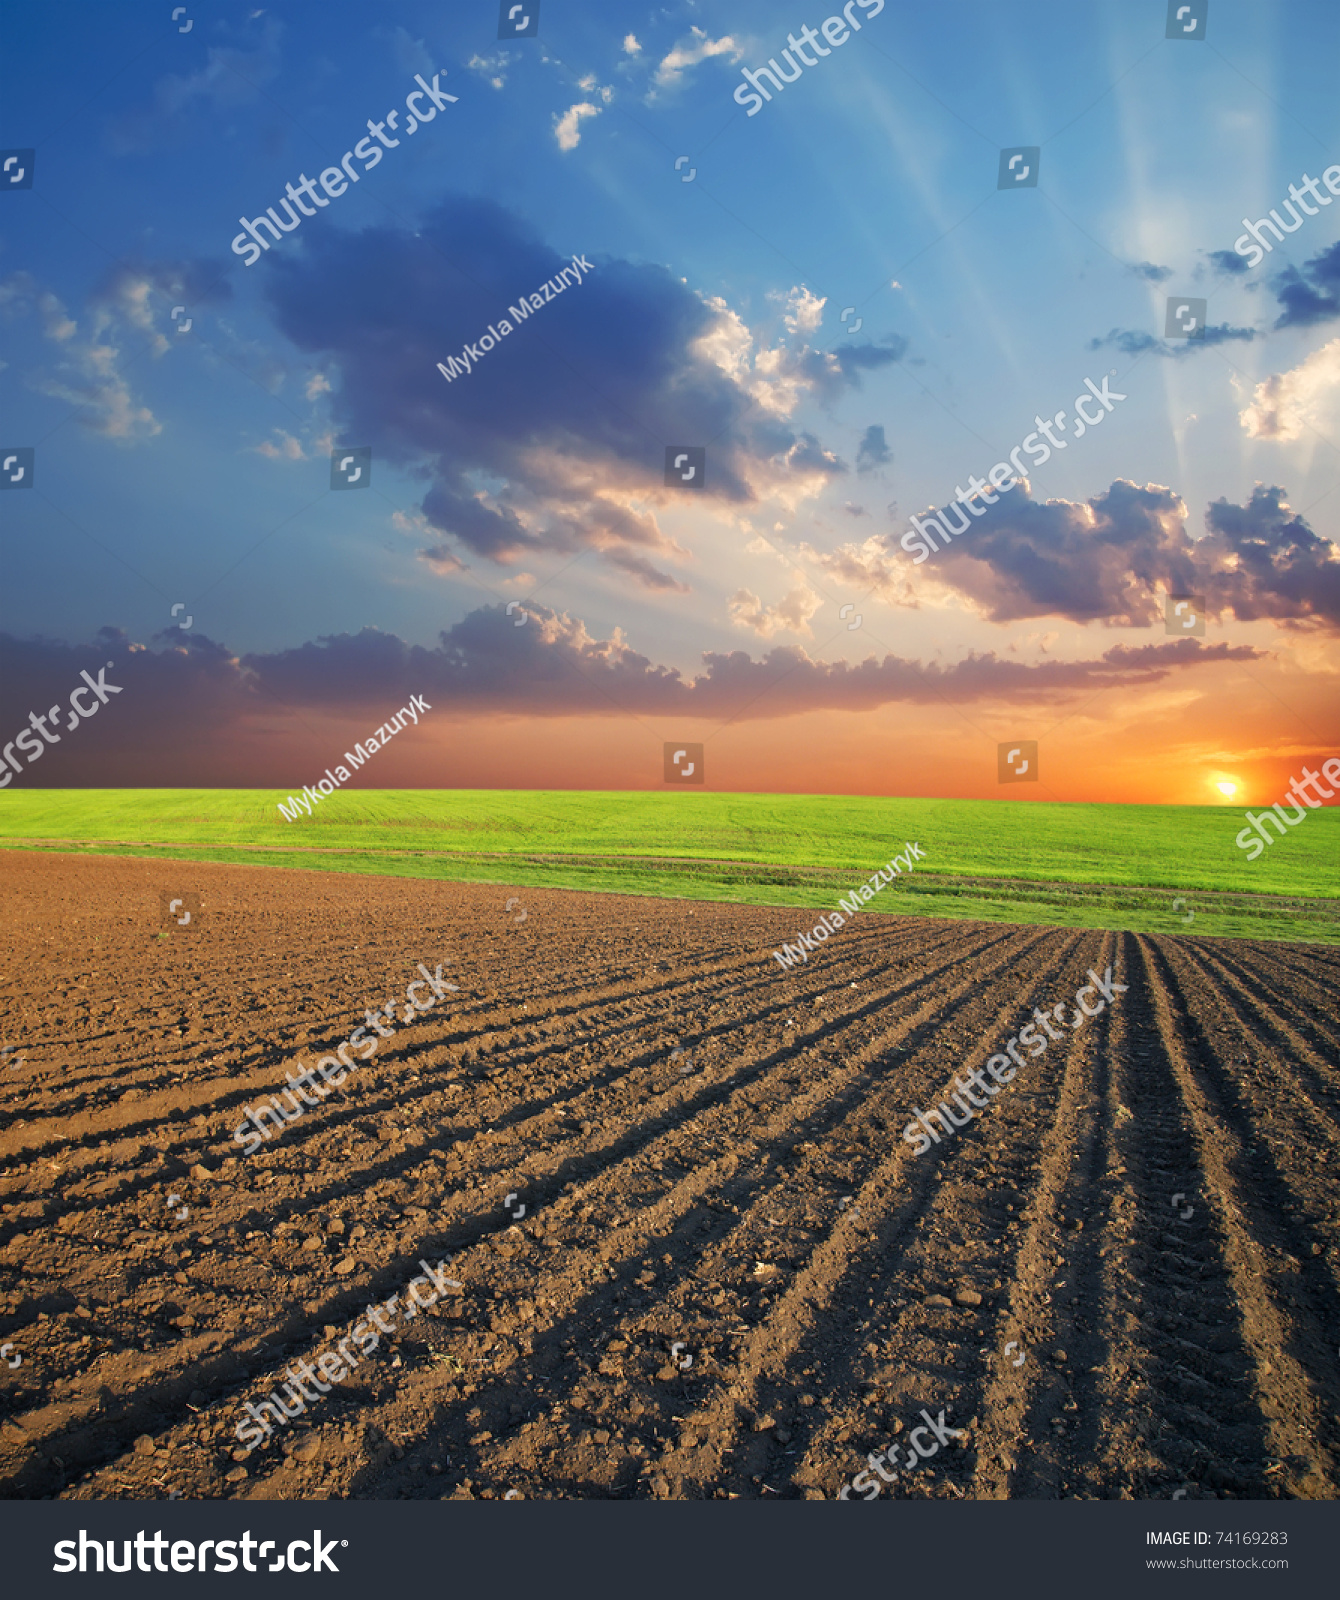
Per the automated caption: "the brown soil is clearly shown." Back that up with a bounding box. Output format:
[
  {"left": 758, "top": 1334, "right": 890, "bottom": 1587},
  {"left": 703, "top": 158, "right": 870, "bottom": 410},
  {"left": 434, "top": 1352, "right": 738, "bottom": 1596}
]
[{"left": 0, "top": 853, "right": 1336, "bottom": 1501}]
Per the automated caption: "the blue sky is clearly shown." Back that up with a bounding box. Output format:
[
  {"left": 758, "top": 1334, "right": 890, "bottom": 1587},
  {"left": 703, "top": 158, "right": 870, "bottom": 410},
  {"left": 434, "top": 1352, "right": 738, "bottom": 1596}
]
[{"left": 2, "top": 0, "right": 1339, "bottom": 800}]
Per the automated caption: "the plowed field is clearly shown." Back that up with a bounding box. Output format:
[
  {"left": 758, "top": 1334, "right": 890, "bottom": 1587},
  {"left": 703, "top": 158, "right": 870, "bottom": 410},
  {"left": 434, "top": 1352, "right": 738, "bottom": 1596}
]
[{"left": 1, "top": 854, "right": 1336, "bottom": 1501}]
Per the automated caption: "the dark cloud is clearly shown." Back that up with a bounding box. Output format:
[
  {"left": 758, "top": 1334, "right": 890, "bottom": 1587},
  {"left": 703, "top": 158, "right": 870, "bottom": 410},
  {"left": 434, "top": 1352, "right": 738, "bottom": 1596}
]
[
  {"left": 261, "top": 197, "right": 862, "bottom": 589},
  {"left": 603, "top": 547, "right": 691, "bottom": 592},
  {"left": 0, "top": 611, "right": 1265, "bottom": 785},
  {"left": 927, "top": 479, "right": 1196, "bottom": 623},
  {"left": 0, "top": 628, "right": 258, "bottom": 786},
  {"left": 1272, "top": 238, "right": 1340, "bottom": 328},
  {"left": 834, "top": 338, "right": 908, "bottom": 379},
  {"left": 1089, "top": 329, "right": 1162, "bottom": 355},
  {"left": 645, "top": 635, "right": 1262, "bottom": 716},
  {"left": 237, "top": 621, "right": 1259, "bottom": 714},
  {"left": 1087, "top": 323, "right": 1256, "bottom": 356},
  {"left": 912, "top": 478, "right": 1340, "bottom": 630},
  {"left": 856, "top": 423, "right": 891, "bottom": 473},
  {"left": 1207, "top": 249, "right": 1251, "bottom": 277},
  {"left": 1129, "top": 262, "right": 1174, "bottom": 282},
  {"left": 1200, "top": 484, "right": 1340, "bottom": 625},
  {"left": 1096, "top": 236, "right": 1340, "bottom": 343}
]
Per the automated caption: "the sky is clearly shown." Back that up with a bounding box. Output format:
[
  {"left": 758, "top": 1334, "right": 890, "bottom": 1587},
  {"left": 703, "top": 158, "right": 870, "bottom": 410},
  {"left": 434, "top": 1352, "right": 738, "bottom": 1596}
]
[{"left": 2, "top": 0, "right": 1340, "bottom": 805}]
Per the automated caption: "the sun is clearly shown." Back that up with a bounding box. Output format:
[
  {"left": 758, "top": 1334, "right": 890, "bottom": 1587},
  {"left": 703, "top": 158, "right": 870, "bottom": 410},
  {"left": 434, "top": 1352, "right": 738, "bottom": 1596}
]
[{"left": 1216, "top": 781, "right": 1238, "bottom": 798}]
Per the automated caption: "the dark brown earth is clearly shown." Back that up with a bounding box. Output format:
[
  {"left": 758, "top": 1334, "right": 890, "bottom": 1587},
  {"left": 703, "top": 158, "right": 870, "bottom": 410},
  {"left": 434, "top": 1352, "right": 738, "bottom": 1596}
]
[{"left": 0, "top": 852, "right": 1337, "bottom": 1501}]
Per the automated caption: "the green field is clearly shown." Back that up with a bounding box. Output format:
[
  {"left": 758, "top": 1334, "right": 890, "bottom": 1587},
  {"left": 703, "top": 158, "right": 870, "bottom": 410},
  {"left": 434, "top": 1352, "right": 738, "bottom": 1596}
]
[{"left": 2, "top": 789, "right": 1337, "bottom": 944}]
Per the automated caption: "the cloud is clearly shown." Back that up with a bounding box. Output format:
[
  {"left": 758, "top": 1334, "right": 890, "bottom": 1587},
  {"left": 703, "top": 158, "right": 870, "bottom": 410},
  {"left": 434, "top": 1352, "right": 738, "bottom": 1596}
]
[
  {"left": 390, "top": 507, "right": 464, "bottom": 573},
  {"left": 623, "top": 34, "right": 642, "bottom": 54},
  {"left": 258, "top": 195, "right": 875, "bottom": 588},
  {"left": 775, "top": 285, "right": 826, "bottom": 336},
  {"left": 108, "top": 18, "right": 283, "bottom": 150},
  {"left": 604, "top": 548, "right": 692, "bottom": 593},
  {"left": 652, "top": 27, "right": 741, "bottom": 92},
  {"left": 1272, "top": 238, "right": 1340, "bottom": 329},
  {"left": 1206, "top": 235, "right": 1340, "bottom": 327},
  {"left": 576, "top": 74, "right": 614, "bottom": 104},
  {"left": 1208, "top": 249, "right": 1251, "bottom": 276},
  {"left": 0, "top": 272, "right": 75, "bottom": 342},
  {"left": 1088, "top": 322, "right": 1256, "bottom": 356},
  {"left": 0, "top": 615, "right": 1266, "bottom": 787},
  {"left": 0, "top": 270, "right": 166, "bottom": 441},
  {"left": 254, "top": 429, "right": 307, "bottom": 461},
  {"left": 885, "top": 477, "right": 1340, "bottom": 631},
  {"left": 856, "top": 424, "right": 891, "bottom": 472},
  {"left": 1129, "top": 261, "right": 1174, "bottom": 282},
  {"left": 741, "top": 336, "right": 905, "bottom": 422},
  {"left": 385, "top": 25, "right": 433, "bottom": 77},
  {"left": 0, "top": 628, "right": 259, "bottom": 786},
  {"left": 1239, "top": 335, "right": 1340, "bottom": 440},
  {"left": 554, "top": 102, "right": 601, "bottom": 151},
  {"left": 467, "top": 51, "right": 512, "bottom": 90},
  {"left": 417, "top": 544, "right": 467, "bottom": 575},
  {"left": 90, "top": 256, "right": 233, "bottom": 354},
  {"left": 215, "top": 618, "right": 1264, "bottom": 715},
  {"left": 1200, "top": 484, "right": 1340, "bottom": 626},
  {"left": 801, "top": 533, "right": 920, "bottom": 608},
  {"left": 728, "top": 580, "right": 824, "bottom": 638},
  {"left": 834, "top": 338, "right": 908, "bottom": 380},
  {"left": 916, "top": 479, "right": 1196, "bottom": 624}
]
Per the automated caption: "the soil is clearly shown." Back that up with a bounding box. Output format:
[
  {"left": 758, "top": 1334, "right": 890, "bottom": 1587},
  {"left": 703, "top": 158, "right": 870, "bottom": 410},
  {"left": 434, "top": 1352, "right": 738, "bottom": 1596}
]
[{"left": 0, "top": 853, "right": 1336, "bottom": 1501}]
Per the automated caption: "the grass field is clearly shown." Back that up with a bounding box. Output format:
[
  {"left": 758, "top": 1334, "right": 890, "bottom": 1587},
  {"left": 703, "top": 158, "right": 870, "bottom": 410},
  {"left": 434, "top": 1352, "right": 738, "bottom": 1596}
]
[{"left": 1, "top": 788, "right": 1337, "bottom": 943}]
